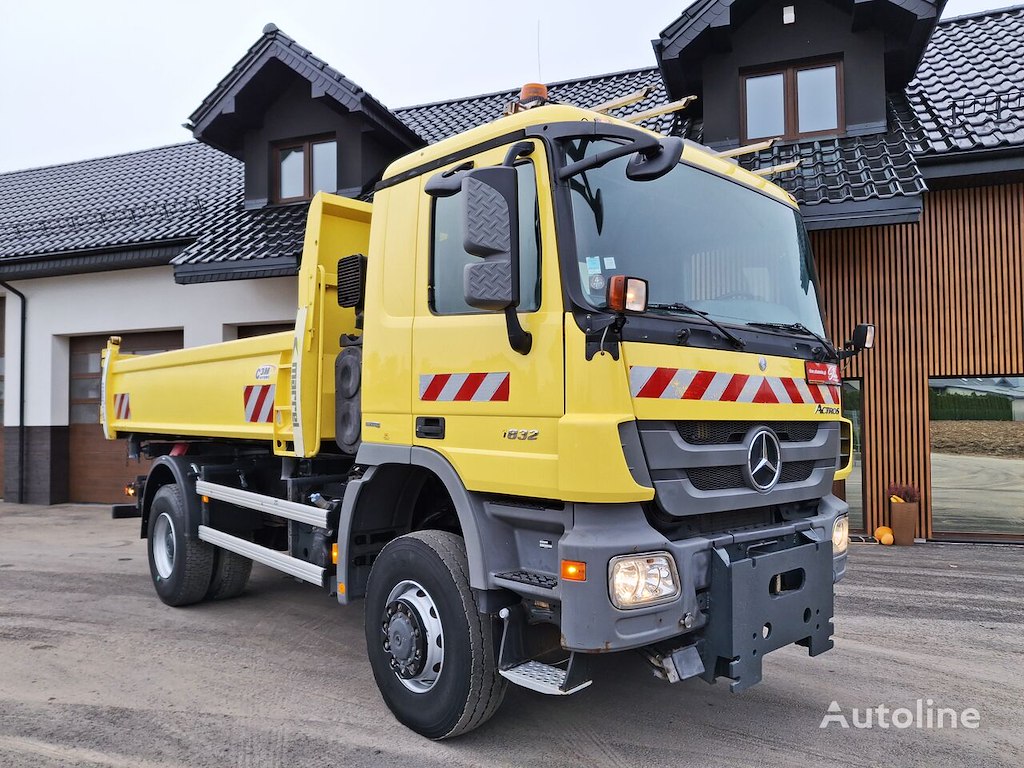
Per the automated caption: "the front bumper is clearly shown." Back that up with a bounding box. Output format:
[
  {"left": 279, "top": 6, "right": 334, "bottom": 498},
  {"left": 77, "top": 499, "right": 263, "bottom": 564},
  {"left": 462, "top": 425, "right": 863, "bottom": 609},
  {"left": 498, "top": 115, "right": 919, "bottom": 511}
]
[{"left": 558, "top": 495, "right": 847, "bottom": 689}]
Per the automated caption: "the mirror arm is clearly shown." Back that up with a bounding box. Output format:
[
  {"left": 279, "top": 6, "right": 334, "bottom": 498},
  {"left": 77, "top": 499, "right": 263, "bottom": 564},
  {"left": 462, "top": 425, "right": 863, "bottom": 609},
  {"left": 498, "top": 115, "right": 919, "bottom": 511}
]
[
  {"left": 425, "top": 161, "right": 476, "bottom": 197},
  {"left": 835, "top": 341, "right": 863, "bottom": 361},
  {"left": 503, "top": 141, "right": 535, "bottom": 167},
  {"left": 558, "top": 135, "right": 660, "bottom": 179},
  {"left": 504, "top": 307, "right": 533, "bottom": 355}
]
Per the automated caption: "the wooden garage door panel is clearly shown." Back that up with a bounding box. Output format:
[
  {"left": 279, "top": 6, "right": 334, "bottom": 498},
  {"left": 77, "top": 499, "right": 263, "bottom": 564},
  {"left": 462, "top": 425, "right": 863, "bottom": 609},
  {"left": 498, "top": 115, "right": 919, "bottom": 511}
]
[
  {"left": 0, "top": 296, "right": 5, "bottom": 492},
  {"left": 69, "top": 424, "right": 153, "bottom": 504},
  {"left": 68, "top": 331, "right": 182, "bottom": 504}
]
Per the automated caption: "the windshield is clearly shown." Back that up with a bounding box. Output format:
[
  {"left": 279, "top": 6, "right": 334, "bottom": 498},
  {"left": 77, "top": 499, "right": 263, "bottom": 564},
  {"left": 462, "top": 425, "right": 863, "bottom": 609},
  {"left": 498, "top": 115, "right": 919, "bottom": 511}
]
[{"left": 565, "top": 138, "right": 826, "bottom": 335}]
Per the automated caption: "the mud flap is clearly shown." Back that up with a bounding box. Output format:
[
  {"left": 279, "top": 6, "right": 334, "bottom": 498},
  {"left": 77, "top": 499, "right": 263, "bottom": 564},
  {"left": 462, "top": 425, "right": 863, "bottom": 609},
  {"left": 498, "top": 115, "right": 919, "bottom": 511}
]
[{"left": 700, "top": 535, "right": 834, "bottom": 692}]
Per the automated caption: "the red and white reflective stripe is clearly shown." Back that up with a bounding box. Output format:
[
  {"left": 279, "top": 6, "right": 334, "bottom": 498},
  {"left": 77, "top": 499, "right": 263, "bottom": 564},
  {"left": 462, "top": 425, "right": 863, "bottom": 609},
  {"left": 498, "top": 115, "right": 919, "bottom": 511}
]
[
  {"left": 419, "top": 372, "right": 510, "bottom": 402},
  {"left": 243, "top": 384, "right": 276, "bottom": 423},
  {"left": 629, "top": 366, "right": 839, "bottom": 404},
  {"left": 113, "top": 393, "right": 131, "bottom": 420}
]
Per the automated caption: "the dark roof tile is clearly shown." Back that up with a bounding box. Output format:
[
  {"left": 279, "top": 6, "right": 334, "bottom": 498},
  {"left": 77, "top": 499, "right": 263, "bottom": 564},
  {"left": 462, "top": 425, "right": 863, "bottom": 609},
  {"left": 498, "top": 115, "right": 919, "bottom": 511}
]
[
  {"left": 906, "top": 6, "right": 1024, "bottom": 154},
  {"left": 172, "top": 201, "right": 308, "bottom": 268},
  {"left": 396, "top": 68, "right": 674, "bottom": 143},
  {"left": 0, "top": 143, "right": 240, "bottom": 260},
  {"left": 734, "top": 103, "right": 927, "bottom": 207}
]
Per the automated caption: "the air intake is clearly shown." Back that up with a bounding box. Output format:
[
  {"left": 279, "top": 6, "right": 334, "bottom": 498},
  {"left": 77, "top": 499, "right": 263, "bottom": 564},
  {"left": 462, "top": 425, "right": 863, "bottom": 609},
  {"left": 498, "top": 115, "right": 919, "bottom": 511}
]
[{"left": 337, "top": 254, "right": 367, "bottom": 309}]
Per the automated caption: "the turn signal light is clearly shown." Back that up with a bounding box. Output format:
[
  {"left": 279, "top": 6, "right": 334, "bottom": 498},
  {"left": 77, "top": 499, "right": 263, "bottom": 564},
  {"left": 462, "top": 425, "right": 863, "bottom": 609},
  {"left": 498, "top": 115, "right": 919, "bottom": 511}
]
[
  {"left": 606, "top": 275, "right": 649, "bottom": 314},
  {"left": 561, "top": 560, "right": 587, "bottom": 581},
  {"left": 123, "top": 483, "right": 136, "bottom": 498},
  {"left": 331, "top": 543, "right": 339, "bottom": 565},
  {"left": 805, "top": 361, "right": 840, "bottom": 385}
]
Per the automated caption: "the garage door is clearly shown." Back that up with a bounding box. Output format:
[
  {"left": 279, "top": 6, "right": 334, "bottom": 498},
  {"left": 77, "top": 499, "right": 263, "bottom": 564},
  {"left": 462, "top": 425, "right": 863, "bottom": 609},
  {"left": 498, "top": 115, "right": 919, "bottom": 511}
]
[
  {"left": 68, "top": 331, "right": 183, "bottom": 503},
  {"left": 0, "top": 296, "right": 5, "bottom": 492}
]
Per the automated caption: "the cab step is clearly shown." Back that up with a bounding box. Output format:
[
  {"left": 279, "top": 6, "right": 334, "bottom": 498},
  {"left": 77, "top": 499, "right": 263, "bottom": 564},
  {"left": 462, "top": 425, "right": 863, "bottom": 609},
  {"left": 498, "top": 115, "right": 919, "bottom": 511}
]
[
  {"left": 498, "top": 659, "right": 592, "bottom": 696},
  {"left": 497, "top": 605, "right": 592, "bottom": 695},
  {"left": 197, "top": 525, "right": 325, "bottom": 586},
  {"left": 493, "top": 570, "right": 557, "bottom": 589}
]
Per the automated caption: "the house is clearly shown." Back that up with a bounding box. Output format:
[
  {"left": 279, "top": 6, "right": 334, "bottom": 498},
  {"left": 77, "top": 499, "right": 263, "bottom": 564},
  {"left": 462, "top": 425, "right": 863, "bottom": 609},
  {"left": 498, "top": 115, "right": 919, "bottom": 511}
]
[{"left": 2, "top": 2, "right": 1022, "bottom": 540}]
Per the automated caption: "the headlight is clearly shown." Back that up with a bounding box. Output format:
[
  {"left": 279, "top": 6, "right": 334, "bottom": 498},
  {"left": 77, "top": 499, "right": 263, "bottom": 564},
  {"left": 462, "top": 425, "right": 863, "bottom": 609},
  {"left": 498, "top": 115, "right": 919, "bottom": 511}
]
[
  {"left": 609, "top": 552, "right": 680, "bottom": 609},
  {"left": 832, "top": 515, "right": 849, "bottom": 556}
]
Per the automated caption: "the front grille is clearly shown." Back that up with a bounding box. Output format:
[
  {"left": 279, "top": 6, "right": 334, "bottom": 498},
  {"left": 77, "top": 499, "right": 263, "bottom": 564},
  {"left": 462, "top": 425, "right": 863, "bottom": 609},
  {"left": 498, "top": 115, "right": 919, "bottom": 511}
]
[
  {"left": 779, "top": 460, "right": 816, "bottom": 484},
  {"left": 677, "top": 420, "right": 819, "bottom": 446},
  {"left": 636, "top": 419, "right": 840, "bottom": 517},
  {"left": 686, "top": 465, "right": 746, "bottom": 491},
  {"left": 685, "top": 460, "right": 816, "bottom": 491}
]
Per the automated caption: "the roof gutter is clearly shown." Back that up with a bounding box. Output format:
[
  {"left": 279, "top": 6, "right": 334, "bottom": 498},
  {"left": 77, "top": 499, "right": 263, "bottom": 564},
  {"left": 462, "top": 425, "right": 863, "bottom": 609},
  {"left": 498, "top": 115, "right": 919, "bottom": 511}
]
[
  {"left": 0, "top": 281, "right": 27, "bottom": 502},
  {"left": 917, "top": 144, "right": 1024, "bottom": 182},
  {"left": 916, "top": 143, "right": 1024, "bottom": 166}
]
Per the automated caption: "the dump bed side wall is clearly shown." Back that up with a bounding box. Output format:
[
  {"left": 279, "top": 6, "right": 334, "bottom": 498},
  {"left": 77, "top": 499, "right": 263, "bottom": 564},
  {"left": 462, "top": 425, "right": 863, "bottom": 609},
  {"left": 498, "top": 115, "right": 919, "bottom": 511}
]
[
  {"left": 104, "top": 332, "right": 293, "bottom": 441},
  {"left": 102, "top": 193, "right": 371, "bottom": 454}
]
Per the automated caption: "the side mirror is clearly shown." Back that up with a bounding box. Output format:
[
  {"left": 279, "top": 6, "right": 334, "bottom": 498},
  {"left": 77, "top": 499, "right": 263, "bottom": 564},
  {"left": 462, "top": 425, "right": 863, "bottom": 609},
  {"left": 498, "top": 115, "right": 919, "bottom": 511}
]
[
  {"left": 626, "top": 137, "right": 684, "bottom": 182},
  {"left": 851, "top": 323, "right": 875, "bottom": 351},
  {"left": 837, "top": 322, "right": 875, "bottom": 359},
  {"left": 462, "top": 166, "right": 520, "bottom": 311}
]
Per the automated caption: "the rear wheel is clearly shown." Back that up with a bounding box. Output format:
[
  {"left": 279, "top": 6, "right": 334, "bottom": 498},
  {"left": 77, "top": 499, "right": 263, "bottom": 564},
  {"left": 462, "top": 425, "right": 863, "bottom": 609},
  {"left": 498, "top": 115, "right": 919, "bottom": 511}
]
[
  {"left": 364, "top": 531, "right": 506, "bottom": 739},
  {"left": 206, "top": 548, "right": 252, "bottom": 600},
  {"left": 147, "top": 484, "right": 214, "bottom": 606}
]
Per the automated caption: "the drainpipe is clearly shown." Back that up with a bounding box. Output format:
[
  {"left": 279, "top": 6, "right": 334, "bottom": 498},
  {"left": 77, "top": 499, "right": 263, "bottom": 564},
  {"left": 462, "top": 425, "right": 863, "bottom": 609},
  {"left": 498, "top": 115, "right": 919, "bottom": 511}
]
[{"left": 0, "top": 281, "right": 27, "bottom": 503}]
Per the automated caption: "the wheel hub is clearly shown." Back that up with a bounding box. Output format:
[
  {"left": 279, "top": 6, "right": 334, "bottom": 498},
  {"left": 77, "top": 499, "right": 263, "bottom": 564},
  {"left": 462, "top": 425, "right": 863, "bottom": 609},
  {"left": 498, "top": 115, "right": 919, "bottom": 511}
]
[
  {"left": 383, "top": 601, "right": 426, "bottom": 678},
  {"left": 379, "top": 580, "right": 445, "bottom": 693}
]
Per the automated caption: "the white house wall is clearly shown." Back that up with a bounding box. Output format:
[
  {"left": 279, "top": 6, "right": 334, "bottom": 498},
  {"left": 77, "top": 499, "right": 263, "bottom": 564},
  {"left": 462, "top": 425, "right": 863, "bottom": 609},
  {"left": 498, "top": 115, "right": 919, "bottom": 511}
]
[{"left": 2, "top": 266, "right": 297, "bottom": 427}]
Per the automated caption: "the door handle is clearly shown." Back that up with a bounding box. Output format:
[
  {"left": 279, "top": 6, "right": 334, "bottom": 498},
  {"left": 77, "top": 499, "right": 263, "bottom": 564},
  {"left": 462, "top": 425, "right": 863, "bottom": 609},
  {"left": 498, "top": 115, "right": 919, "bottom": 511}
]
[{"left": 416, "top": 417, "right": 445, "bottom": 440}]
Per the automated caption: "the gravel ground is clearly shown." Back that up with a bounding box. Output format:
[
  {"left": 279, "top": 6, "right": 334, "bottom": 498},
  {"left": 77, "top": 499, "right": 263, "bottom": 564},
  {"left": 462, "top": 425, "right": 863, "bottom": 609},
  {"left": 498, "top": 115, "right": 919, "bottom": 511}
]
[
  {"left": 931, "top": 421, "right": 1024, "bottom": 459},
  {"left": 1, "top": 503, "right": 1022, "bottom": 768}
]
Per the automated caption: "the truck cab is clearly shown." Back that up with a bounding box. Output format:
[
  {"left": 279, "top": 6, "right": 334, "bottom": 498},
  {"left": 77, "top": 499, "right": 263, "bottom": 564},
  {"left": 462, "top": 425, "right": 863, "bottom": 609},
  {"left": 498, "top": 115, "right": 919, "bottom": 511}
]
[{"left": 103, "top": 101, "right": 870, "bottom": 739}]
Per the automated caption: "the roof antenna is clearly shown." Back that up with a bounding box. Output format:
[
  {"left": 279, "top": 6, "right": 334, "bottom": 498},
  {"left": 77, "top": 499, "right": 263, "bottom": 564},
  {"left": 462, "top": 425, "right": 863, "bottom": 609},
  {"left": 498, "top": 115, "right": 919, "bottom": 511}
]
[{"left": 536, "top": 19, "right": 543, "bottom": 83}]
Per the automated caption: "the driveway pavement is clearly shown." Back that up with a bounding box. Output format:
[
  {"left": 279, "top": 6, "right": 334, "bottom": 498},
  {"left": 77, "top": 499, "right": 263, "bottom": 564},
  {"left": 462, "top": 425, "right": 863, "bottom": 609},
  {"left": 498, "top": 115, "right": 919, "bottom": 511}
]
[{"left": 1, "top": 503, "right": 1021, "bottom": 767}]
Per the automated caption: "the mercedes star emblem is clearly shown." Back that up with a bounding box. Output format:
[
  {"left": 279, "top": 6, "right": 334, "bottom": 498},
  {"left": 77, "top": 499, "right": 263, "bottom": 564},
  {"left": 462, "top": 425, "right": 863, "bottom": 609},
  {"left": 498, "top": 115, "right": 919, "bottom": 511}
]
[
  {"left": 745, "top": 427, "right": 782, "bottom": 493},
  {"left": 758, "top": 356, "right": 768, "bottom": 372}
]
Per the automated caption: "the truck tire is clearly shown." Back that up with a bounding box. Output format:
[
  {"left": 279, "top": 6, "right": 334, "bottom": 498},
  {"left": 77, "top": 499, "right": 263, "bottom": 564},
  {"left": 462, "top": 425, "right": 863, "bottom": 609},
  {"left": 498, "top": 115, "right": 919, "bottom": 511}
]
[
  {"left": 147, "top": 484, "right": 214, "bottom": 607},
  {"left": 364, "top": 531, "right": 506, "bottom": 739},
  {"left": 205, "top": 548, "right": 252, "bottom": 600}
]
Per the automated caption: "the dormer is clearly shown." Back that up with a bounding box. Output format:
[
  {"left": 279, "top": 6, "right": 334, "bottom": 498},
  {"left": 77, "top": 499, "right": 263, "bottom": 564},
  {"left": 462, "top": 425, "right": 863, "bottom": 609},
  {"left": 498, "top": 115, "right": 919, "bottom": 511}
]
[
  {"left": 187, "top": 24, "right": 423, "bottom": 209},
  {"left": 655, "top": 0, "right": 945, "bottom": 149}
]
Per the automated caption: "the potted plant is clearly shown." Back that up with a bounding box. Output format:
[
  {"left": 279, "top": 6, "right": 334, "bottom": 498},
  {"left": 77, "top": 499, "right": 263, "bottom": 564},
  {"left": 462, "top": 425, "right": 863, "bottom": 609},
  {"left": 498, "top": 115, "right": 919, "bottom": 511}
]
[{"left": 887, "top": 483, "right": 920, "bottom": 546}]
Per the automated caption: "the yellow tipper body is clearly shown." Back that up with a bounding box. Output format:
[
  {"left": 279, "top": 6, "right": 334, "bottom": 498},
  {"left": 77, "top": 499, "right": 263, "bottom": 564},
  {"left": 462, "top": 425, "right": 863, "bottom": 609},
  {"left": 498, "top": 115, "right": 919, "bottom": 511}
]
[
  {"left": 102, "top": 104, "right": 850, "bottom": 482},
  {"left": 103, "top": 194, "right": 370, "bottom": 456}
]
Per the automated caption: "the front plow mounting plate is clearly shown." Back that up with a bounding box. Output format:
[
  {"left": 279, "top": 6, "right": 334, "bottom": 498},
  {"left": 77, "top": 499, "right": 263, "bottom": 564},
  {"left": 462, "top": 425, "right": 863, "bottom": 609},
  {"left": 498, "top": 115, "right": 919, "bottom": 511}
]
[{"left": 700, "top": 535, "right": 834, "bottom": 691}]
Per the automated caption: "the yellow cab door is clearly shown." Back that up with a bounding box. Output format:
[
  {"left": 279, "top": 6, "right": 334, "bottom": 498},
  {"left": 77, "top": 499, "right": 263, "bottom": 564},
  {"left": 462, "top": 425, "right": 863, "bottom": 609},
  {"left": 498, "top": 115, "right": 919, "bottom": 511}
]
[{"left": 410, "top": 139, "right": 564, "bottom": 499}]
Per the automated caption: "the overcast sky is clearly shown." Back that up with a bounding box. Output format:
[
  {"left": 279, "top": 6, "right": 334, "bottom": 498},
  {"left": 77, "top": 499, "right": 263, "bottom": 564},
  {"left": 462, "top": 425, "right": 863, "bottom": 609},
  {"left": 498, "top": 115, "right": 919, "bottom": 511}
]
[{"left": 0, "top": 0, "right": 1004, "bottom": 173}]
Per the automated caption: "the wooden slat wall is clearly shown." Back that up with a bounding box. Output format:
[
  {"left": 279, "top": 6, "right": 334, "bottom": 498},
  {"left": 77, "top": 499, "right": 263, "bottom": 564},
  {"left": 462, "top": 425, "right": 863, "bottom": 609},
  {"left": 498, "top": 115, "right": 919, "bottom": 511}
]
[{"left": 811, "top": 182, "right": 1024, "bottom": 537}]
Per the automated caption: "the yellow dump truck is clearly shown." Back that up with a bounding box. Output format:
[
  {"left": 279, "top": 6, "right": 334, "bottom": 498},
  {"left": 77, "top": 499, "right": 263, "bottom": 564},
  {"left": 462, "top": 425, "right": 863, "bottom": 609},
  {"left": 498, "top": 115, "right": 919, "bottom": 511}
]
[{"left": 103, "top": 96, "right": 873, "bottom": 739}]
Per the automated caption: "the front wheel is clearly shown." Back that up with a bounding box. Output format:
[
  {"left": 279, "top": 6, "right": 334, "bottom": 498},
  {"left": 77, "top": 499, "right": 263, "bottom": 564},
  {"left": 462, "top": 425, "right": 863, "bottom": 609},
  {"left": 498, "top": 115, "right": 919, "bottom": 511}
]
[{"left": 364, "top": 531, "right": 506, "bottom": 739}]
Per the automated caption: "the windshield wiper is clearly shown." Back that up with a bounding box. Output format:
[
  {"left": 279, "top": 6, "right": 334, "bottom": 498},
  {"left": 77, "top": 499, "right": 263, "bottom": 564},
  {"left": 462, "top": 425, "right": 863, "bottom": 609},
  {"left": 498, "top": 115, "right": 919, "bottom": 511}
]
[
  {"left": 646, "top": 303, "right": 746, "bottom": 349},
  {"left": 746, "top": 321, "right": 836, "bottom": 359}
]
